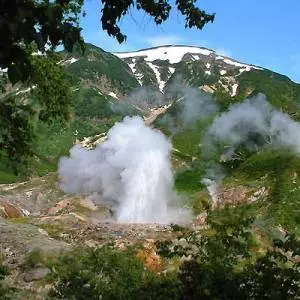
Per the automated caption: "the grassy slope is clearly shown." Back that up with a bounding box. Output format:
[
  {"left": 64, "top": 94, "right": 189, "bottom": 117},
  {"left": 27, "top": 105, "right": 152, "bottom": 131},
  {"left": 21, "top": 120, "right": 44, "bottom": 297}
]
[
  {"left": 223, "top": 151, "right": 300, "bottom": 232},
  {"left": 237, "top": 70, "right": 300, "bottom": 117},
  {"left": 2, "top": 47, "right": 300, "bottom": 236},
  {"left": 211, "top": 71, "right": 300, "bottom": 233},
  {"left": 62, "top": 43, "right": 140, "bottom": 94},
  {"left": 155, "top": 74, "right": 300, "bottom": 234},
  {"left": 0, "top": 87, "right": 143, "bottom": 183},
  {"left": 170, "top": 130, "right": 300, "bottom": 234}
]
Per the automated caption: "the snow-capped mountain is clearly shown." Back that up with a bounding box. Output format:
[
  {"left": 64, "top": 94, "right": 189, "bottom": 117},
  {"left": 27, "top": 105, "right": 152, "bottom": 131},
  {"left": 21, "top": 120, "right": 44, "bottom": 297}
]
[
  {"left": 51, "top": 43, "right": 299, "bottom": 115},
  {"left": 113, "top": 45, "right": 262, "bottom": 95}
]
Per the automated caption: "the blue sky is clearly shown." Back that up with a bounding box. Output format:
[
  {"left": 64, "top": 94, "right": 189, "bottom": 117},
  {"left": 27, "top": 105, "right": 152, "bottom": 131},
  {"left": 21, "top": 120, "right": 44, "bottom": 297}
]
[{"left": 80, "top": 0, "right": 300, "bottom": 82}]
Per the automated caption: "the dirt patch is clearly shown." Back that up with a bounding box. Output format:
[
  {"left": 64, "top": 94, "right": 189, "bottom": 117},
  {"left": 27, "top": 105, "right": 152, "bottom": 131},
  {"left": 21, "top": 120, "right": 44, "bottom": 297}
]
[
  {"left": 0, "top": 202, "right": 26, "bottom": 219},
  {"left": 215, "top": 185, "right": 269, "bottom": 208}
]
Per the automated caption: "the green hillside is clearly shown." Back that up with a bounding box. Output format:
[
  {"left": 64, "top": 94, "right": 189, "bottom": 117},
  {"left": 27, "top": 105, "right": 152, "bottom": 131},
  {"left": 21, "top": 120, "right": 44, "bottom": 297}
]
[
  {"left": 61, "top": 44, "right": 140, "bottom": 95},
  {"left": 0, "top": 85, "right": 144, "bottom": 183},
  {"left": 2, "top": 43, "right": 300, "bottom": 235},
  {"left": 2, "top": 44, "right": 300, "bottom": 298},
  {"left": 154, "top": 93, "right": 300, "bottom": 236}
]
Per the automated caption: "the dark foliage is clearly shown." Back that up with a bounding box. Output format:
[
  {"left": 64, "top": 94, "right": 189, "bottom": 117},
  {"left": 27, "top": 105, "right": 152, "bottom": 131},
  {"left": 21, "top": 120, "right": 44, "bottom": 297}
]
[
  {"left": 0, "top": 53, "right": 72, "bottom": 170},
  {"left": 160, "top": 217, "right": 300, "bottom": 300},
  {"left": 0, "top": 0, "right": 214, "bottom": 168},
  {"left": 1, "top": 0, "right": 214, "bottom": 84},
  {"left": 48, "top": 246, "right": 182, "bottom": 300},
  {"left": 0, "top": 0, "right": 84, "bottom": 83},
  {"left": 48, "top": 218, "right": 300, "bottom": 299},
  {"left": 101, "top": 0, "right": 215, "bottom": 43},
  {"left": 0, "top": 94, "right": 35, "bottom": 172}
]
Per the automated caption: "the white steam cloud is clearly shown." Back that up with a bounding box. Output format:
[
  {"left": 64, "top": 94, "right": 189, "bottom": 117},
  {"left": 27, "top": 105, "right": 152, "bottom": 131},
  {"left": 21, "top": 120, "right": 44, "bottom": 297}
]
[
  {"left": 201, "top": 165, "right": 225, "bottom": 205},
  {"left": 202, "top": 93, "right": 300, "bottom": 204},
  {"left": 206, "top": 93, "right": 300, "bottom": 159},
  {"left": 170, "top": 85, "right": 218, "bottom": 126},
  {"left": 160, "top": 82, "right": 218, "bottom": 134},
  {"left": 125, "top": 86, "right": 165, "bottom": 110},
  {"left": 59, "top": 116, "right": 191, "bottom": 224}
]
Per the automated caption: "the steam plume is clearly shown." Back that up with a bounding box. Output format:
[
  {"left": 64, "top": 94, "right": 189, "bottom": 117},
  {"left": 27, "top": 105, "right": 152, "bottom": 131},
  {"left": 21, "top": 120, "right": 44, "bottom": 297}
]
[
  {"left": 161, "top": 80, "right": 218, "bottom": 134},
  {"left": 206, "top": 93, "right": 300, "bottom": 159},
  {"left": 59, "top": 116, "right": 191, "bottom": 224},
  {"left": 202, "top": 93, "right": 300, "bottom": 203}
]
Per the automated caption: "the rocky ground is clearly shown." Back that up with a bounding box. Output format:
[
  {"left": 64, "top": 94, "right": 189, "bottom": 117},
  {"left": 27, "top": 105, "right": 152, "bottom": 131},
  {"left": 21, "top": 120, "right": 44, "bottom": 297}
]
[
  {"left": 0, "top": 173, "right": 185, "bottom": 295},
  {"left": 0, "top": 171, "right": 270, "bottom": 297}
]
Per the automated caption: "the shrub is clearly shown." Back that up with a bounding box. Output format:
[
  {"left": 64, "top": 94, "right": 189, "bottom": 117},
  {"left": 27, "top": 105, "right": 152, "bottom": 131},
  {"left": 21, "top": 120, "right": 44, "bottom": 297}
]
[
  {"left": 48, "top": 246, "right": 180, "bottom": 300},
  {"left": 47, "top": 219, "right": 300, "bottom": 299}
]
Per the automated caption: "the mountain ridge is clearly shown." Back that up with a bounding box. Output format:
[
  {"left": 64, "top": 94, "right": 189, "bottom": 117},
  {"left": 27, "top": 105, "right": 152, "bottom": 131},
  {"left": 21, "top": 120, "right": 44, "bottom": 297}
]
[
  {"left": 2, "top": 42, "right": 300, "bottom": 183},
  {"left": 113, "top": 44, "right": 298, "bottom": 83},
  {"left": 113, "top": 44, "right": 263, "bottom": 70}
]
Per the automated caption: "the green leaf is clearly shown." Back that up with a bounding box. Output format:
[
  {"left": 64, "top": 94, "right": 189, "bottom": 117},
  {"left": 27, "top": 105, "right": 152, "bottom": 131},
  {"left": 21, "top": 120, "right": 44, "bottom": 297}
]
[{"left": 116, "top": 33, "right": 126, "bottom": 44}]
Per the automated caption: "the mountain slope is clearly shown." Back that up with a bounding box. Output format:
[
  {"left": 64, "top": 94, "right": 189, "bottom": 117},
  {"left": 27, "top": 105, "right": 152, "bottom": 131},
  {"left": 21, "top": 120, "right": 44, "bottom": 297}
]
[
  {"left": 113, "top": 45, "right": 262, "bottom": 93},
  {"left": 60, "top": 43, "right": 140, "bottom": 98},
  {"left": 2, "top": 43, "right": 300, "bottom": 183},
  {"left": 55, "top": 44, "right": 300, "bottom": 116},
  {"left": 2, "top": 44, "right": 300, "bottom": 298},
  {"left": 113, "top": 45, "right": 300, "bottom": 116}
]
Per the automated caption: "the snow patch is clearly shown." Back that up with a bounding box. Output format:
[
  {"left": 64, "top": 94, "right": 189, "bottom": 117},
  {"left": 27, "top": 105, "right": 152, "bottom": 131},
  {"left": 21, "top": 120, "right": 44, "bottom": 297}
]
[
  {"left": 114, "top": 46, "right": 212, "bottom": 64},
  {"left": 126, "top": 58, "right": 144, "bottom": 86},
  {"left": 169, "top": 67, "right": 176, "bottom": 74},
  {"left": 239, "top": 66, "right": 251, "bottom": 74},
  {"left": 223, "top": 58, "right": 249, "bottom": 68},
  {"left": 135, "top": 73, "right": 144, "bottom": 86},
  {"left": 223, "top": 58, "right": 261, "bottom": 70},
  {"left": 146, "top": 62, "right": 166, "bottom": 92},
  {"left": 231, "top": 83, "right": 239, "bottom": 97},
  {"left": 128, "top": 58, "right": 137, "bottom": 73},
  {"left": 220, "top": 70, "right": 227, "bottom": 75},
  {"left": 218, "top": 80, "right": 229, "bottom": 92},
  {"left": 216, "top": 56, "right": 224, "bottom": 60},
  {"left": 206, "top": 63, "right": 211, "bottom": 69},
  {"left": 128, "top": 63, "right": 136, "bottom": 73},
  {"left": 205, "top": 70, "right": 211, "bottom": 76}
]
